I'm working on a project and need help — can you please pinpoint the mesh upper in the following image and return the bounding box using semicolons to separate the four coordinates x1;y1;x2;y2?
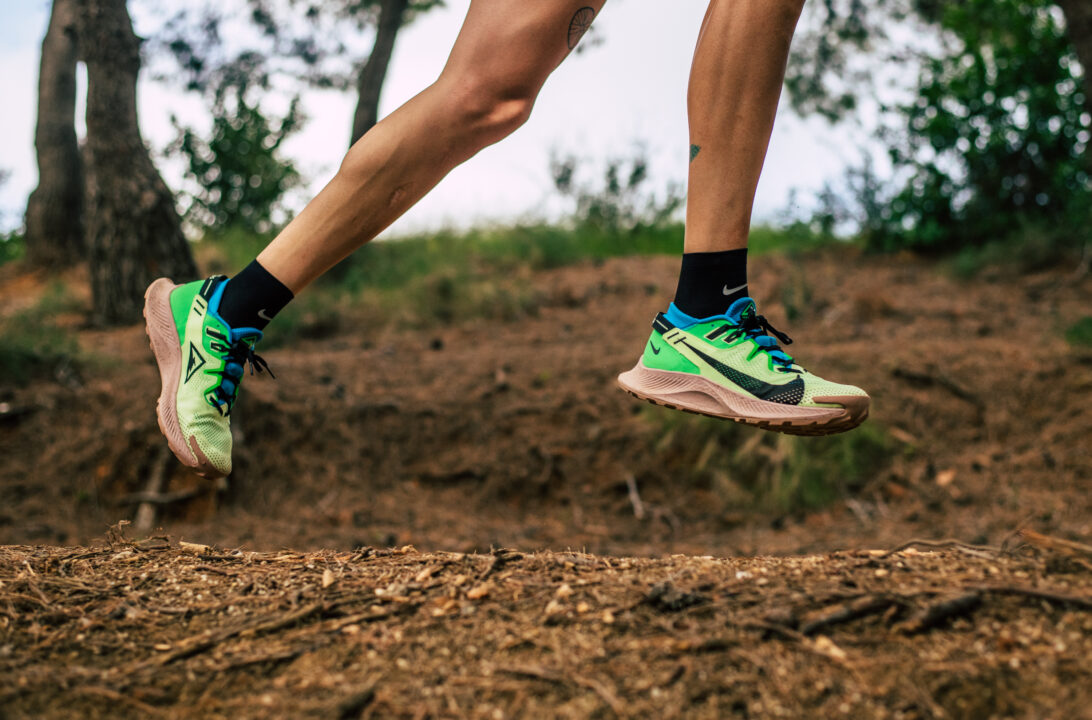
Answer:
647;312;868;407
172;277;237;476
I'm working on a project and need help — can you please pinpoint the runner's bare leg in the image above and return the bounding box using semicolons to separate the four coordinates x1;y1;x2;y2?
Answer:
684;0;805;253
257;1;606;293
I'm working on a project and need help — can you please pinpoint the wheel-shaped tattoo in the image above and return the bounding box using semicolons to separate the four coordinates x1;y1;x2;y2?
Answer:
567;6;596;50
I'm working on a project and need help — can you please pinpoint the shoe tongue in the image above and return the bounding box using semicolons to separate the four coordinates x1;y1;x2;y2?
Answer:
726;297;757;324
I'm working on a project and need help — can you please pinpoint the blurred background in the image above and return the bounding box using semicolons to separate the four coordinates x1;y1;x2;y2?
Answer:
0;0;1089;555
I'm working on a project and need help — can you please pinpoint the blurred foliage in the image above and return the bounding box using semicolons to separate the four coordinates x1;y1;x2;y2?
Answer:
647;408;895;514
550;150;685;234
0;170;21;265
154;0;444;95
790;0;1092;259
878;0;1091;253
167;81;303;236
0;284;80;385
1065;316;1092;347
0;231;24;266
196;222;835;343
786;0;919;122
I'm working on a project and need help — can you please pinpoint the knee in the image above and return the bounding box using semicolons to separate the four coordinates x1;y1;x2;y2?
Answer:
445;75;538;147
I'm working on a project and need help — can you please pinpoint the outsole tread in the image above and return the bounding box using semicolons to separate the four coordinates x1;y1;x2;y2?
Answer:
623;389;867;437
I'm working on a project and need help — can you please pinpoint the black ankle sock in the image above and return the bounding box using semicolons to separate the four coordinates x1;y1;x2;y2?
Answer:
672;248;748;318
218;260;294;331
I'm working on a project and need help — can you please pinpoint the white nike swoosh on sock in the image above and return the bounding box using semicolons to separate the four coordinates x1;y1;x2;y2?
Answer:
722;283;748;296
257;309;273;322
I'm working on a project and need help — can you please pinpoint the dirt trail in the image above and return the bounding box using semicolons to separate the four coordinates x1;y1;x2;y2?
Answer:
2;249;1091;717
2;537;1090;719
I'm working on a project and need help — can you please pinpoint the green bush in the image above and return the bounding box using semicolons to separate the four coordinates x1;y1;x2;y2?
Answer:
200;222;841;335
168;81;302;236
550;149;684;234
0;230;25;265
873;0;1091;255
1065;316;1092;348
0;284;80;384
647;408;893;513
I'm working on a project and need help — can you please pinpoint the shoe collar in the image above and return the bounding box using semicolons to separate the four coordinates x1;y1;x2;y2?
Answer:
664;297;757;328
206;277;265;345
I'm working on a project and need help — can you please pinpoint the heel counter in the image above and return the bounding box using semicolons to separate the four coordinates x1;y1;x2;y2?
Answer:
641;330;699;374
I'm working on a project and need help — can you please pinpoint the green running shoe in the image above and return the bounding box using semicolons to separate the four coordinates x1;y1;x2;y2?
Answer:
618;297;869;436
143;275;272;477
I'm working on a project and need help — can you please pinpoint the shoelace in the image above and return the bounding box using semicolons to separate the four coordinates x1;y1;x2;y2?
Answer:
211;333;274;415
738;313;795;370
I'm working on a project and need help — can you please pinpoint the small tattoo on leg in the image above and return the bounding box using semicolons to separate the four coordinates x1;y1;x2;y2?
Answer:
568;6;596;50
690;144;701;162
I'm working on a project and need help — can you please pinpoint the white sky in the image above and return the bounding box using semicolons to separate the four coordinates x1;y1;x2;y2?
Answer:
0;0;871;236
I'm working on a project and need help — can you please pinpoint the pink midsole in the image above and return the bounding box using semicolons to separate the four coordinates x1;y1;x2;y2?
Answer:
617;362;842;422
144;279;195;466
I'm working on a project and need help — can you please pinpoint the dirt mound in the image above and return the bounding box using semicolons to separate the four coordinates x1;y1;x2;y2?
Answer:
2;534;1090;718
2;249;1090;557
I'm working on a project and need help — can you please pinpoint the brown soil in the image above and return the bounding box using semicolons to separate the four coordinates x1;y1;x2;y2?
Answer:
2;250;1090;555
1;249;1091;717
2;538;1090;719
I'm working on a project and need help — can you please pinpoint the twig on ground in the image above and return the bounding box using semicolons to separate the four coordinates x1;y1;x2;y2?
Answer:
497;666;624;717
880;539;997;559
143;601;327;668
478;548;523;581
898;591;982;634
891;367;983;409
967;584;1092;611
336;683;377;720
72;686;165;716
216;646;309;671
1018;529;1092;559
134;448;171;532
573;676;626;718
742;620;808;643
625;473;646;520
801;595;901;636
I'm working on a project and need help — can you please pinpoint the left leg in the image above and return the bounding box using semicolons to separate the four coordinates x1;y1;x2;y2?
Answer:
617;0;870;436
145;0;608;478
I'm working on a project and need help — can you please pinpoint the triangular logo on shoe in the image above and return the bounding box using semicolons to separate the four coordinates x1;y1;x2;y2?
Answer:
185;342;207;383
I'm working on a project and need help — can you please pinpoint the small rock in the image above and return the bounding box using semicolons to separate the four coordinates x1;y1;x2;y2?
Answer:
467;583;492;600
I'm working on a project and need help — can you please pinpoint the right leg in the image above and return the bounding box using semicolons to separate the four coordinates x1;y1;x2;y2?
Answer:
617;0;869;436
146;0;606;477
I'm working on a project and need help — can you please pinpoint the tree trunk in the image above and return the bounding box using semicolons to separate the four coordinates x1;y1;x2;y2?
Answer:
76;0;196;326
350;0;409;146
25;0;84;268
1057;0;1092;171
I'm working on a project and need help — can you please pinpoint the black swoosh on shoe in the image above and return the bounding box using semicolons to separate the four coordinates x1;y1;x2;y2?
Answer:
679;341;803;405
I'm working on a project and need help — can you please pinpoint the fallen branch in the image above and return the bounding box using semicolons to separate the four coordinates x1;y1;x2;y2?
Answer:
478;548;523;581
497;666;624;717
968;584;1092;611
891;367;983;409
898;591;982;634
625;473;646;520
880;539;997;559
134;448;171;532
801;595;901;636
336;683;378;720
573;675;626;718
72;685;165;716
145;601;327;668
1018;530;1092;559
